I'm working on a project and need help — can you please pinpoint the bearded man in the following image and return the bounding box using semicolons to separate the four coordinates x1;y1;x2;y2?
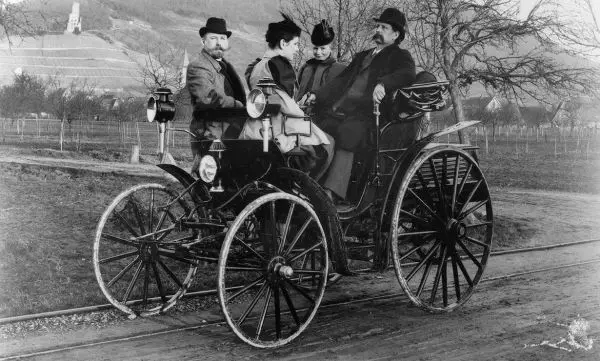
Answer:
314;8;416;200
187;17;246;153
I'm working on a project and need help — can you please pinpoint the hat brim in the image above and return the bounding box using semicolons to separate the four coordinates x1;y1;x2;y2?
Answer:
373;17;402;31
199;28;232;38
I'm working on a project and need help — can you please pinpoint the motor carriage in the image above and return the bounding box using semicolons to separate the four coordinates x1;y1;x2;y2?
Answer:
93;78;493;348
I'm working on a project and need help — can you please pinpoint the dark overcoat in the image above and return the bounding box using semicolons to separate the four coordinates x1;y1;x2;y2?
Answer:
315;45;416;151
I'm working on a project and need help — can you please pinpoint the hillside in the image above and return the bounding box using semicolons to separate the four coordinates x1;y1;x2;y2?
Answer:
2;0;597;101
0;32;144;93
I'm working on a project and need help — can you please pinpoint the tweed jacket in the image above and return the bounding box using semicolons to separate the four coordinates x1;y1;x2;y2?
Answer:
315;45;415;116
186;49;246;115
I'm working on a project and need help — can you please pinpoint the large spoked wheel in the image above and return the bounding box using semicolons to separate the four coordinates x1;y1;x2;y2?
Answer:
94;183;198;317
390;147;493;312
218;192;328;348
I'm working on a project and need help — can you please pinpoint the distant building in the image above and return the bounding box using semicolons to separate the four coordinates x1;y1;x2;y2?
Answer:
66;2;82;34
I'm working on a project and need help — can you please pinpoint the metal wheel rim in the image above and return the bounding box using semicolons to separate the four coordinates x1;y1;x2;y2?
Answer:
217;192;329;348
93;183;198;317
390;148;493;312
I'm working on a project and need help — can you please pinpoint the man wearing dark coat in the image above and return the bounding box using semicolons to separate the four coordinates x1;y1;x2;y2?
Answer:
187;17;246;155
315;8;416;200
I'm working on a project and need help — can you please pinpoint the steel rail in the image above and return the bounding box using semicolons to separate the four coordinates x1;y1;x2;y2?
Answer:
1;257;600;360
1;237;599;326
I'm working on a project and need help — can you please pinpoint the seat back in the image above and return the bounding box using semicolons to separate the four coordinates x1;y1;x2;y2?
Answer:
391;71;449;122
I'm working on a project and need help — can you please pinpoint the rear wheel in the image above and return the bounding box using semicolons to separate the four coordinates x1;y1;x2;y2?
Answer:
218;192;328;348
390;147;493;312
93;183;198;317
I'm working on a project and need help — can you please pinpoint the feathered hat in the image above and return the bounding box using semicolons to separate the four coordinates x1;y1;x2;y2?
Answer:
266;13;301;44
311;19;335;46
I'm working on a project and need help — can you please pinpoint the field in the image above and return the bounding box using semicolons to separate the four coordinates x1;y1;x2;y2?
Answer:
0;118;599;318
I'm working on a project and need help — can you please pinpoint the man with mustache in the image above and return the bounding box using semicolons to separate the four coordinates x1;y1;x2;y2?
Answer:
187;17;246;154
314;8;416;201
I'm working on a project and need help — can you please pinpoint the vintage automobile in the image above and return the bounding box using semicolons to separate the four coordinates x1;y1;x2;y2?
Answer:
93;78;493;348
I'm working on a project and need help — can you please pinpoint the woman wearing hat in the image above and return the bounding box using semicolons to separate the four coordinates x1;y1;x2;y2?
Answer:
297;20;346;105
242;14;334;181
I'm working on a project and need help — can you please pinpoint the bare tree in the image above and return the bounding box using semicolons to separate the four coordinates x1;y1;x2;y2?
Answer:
137;41;186;94
284;0;395;63
403;0;600;142
0;0;46;46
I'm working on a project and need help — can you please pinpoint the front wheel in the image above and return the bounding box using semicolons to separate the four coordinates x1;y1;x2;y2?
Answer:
93;183;198;317
390;147;493;312
218;192;328;348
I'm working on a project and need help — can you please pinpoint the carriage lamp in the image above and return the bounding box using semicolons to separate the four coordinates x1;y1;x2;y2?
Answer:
146;88;176;123
198;155;218;183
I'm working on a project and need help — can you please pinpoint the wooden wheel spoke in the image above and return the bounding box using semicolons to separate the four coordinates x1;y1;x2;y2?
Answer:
456;239;482;269
285;279;315;304
100;250;138;264
151;261;167;302
142;261;151;307
157;259;183;288
237;282;268;326
456;163;473;205
407;189;444;223
406;241;441;282
451;155;461;212
280;282;301;326
255;288;272;340
397;230;438;238
399;209;431;227
122;260;144;303
458;200;488;220
428;158;447;218
227;276;265;303
128;196;147;236
455;255;473;287
149;189;155;238
416;170;437;207
463;236;489;249
415;259;433;298
225;265;264;272
457;180;483;216
292;269;324;275
284;217;313;257
464;221;492;228
274;284;281;339
269;202;281;255
234;236;266;262
279;203;296;254
157;249;196;265
441;247;449;307
114;210;140;238
103;232;138;248
153;209;169;233
107;256;141;288
451;249;461;301
429;244;447;305
289;242;322;263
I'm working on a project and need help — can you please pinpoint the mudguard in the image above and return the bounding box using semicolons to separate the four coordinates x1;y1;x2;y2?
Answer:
156;163;206;205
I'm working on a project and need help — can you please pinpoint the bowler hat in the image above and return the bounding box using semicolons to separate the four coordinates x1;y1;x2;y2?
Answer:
373;8;406;41
311;20;335;46
199;17;232;38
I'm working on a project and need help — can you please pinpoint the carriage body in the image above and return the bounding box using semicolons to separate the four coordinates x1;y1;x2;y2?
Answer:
93;80;493;348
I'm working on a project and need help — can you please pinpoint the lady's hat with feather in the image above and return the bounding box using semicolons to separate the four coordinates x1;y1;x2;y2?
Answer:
311;19;334;46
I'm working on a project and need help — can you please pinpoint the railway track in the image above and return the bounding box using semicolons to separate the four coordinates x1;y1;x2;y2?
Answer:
1;238;599;360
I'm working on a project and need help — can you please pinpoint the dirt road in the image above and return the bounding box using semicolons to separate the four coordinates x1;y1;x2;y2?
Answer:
2;241;599;361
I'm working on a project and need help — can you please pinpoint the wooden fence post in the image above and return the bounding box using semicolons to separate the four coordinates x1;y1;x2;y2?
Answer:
485;127;489;154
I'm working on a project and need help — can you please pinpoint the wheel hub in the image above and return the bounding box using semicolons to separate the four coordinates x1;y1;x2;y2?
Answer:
267;256;293;280
445;218;466;241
